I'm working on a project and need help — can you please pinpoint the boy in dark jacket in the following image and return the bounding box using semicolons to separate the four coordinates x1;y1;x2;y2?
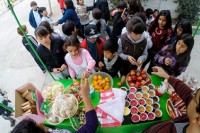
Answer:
98;39;129;86
35;26;69;79
87;0;110;23
29;1;42;29
144;66;200;133
111;1;127;41
17;25;44;73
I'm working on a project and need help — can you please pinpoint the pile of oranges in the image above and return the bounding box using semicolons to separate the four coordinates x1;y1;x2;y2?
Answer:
91;75;111;92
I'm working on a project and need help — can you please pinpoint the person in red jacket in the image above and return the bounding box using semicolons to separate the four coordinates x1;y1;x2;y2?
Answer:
144;66;200;133
80;24;105;68
57;0;65;14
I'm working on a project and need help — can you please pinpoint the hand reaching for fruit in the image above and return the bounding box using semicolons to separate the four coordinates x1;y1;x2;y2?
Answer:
127;55;137;65
82;70;90;78
136;60;142;67
98;61;104;68
151;66;170;79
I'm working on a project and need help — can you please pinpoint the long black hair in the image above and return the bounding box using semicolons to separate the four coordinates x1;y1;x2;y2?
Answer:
64;0;75;10
92;8;102;33
149;10;172;34
173;19;192;36
166;34;194;75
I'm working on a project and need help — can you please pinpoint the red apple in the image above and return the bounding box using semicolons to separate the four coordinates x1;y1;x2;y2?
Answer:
137;76;142;81
131;75;137;81
141;74;147;80
136;81;141;87
136;71;140;76
127;76;132;82
130;83;135;87
130;70;136;76
140;69;146;74
135;84;139;88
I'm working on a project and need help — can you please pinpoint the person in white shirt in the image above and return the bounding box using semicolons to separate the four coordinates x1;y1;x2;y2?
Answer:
38;7;54;30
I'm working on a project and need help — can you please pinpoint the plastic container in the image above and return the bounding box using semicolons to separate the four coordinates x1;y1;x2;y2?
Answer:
88;72;113;91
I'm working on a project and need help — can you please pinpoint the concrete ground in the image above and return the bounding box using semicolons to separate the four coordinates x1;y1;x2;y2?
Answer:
0;0;199;132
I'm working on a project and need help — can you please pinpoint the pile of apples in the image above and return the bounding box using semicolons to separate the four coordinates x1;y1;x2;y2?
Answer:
126;69;149;88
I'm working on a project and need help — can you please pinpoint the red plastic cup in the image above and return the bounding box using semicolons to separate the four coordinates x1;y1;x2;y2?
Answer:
131;114;140;123
148;112;156;120
131;106;138;114
131;99;138;106
128;93;135;100
138;98;146;105
140;113;148;121
129;87;137;93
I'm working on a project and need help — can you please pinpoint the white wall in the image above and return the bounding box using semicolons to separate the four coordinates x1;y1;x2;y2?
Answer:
141;0;179;19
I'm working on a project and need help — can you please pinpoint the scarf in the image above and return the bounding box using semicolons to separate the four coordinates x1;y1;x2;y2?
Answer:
104;54;118;70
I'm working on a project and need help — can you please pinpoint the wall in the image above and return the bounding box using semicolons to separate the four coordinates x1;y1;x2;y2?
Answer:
141;0;179;19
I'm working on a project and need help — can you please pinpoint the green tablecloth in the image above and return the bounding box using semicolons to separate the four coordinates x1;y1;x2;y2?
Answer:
44;75;171;133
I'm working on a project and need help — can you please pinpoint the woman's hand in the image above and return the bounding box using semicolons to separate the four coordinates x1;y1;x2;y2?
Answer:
164;58;172;66
151;66;170;79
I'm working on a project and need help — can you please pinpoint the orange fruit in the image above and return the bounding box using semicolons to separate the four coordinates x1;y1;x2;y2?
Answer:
98;75;103;80
106;83;110;87
93;75;98;81
105;77;110;82
94;85;100;90
97;79;103;84
93;81;98;86
104;85;110;90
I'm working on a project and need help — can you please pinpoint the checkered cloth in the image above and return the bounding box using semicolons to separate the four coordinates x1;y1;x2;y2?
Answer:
95;89;127;127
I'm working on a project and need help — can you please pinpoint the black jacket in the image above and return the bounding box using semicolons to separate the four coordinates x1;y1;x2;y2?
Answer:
111;12;126;41
87;0;110;22
37;36;66;72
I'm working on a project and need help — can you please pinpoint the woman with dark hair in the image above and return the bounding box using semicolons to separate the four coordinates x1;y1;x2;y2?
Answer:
170;19;192;44
55;0;84;38
142;10;173;73
144;66;200;133
154;34;194;77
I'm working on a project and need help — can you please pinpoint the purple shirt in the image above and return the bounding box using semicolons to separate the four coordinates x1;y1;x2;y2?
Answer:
154;45;188;77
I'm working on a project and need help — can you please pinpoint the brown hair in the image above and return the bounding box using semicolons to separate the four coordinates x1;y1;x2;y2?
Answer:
17;25;27;36
63;35;80;49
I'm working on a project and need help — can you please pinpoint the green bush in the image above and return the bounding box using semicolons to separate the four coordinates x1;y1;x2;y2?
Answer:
176;0;200;23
